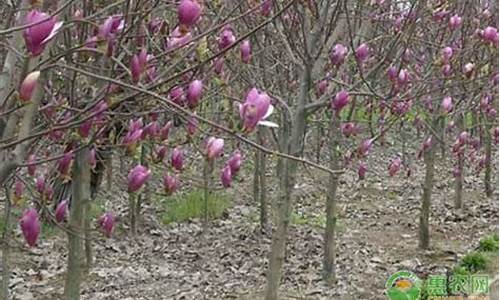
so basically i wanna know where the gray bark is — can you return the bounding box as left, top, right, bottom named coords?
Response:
left=64, top=147, right=90, bottom=300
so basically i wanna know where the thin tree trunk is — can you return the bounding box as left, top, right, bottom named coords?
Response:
left=323, top=116, right=341, bottom=284
left=259, top=150, right=268, bottom=232
left=84, top=201, right=92, bottom=270
left=419, top=133, right=435, bottom=249
left=128, top=192, right=136, bottom=235
left=1, top=188, right=12, bottom=300
left=106, top=153, right=113, bottom=190
left=64, top=147, right=90, bottom=300
left=454, top=116, right=464, bottom=209
left=454, top=154, right=464, bottom=209
left=203, top=159, right=213, bottom=233
left=484, top=121, right=492, bottom=197
left=265, top=159, right=296, bottom=300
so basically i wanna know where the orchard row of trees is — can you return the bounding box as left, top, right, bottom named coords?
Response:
left=0, top=0, right=498, bottom=299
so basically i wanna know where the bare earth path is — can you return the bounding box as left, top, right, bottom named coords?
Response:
left=3, top=149, right=498, bottom=300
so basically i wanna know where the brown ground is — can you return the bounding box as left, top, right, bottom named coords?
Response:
left=1, top=143, right=498, bottom=300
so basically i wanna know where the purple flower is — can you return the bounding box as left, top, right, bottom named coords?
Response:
left=218, top=26, right=236, bottom=50
left=20, top=208, right=40, bottom=247
left=55, top=199, right=68, bottom=223
left=261, top=0, right=272, bottom=16
left=227, top=150, right=242, bottom=174
left=316, top=80, right=328, bottom=96
left=355, top=43, right=370, bottom=62
left=170, top=86, right=185, bottom=106
left=163, top=173, right=179, bottom=195
left=19, top=71, right=40, bottom=102
left=171, top=147, right=184, bottom=171
left=165, top=27, right=192, bottom=50
left=358, top=162, right=367, bottom=180
left=178, top=0, right=202, bottom=27
left=388, top=157, right=401, bottom=177
left=98, top=212, right=114, bottom=237
left=330, top=44, right=348, bottom=66
left=441, top=96, right=453, bottom=113
left=57, top=152, right=73, bottom=176
left=441, top=47, right=453, bottom=62
left=482, top=26, right=499, bottom=44
left=186, top=80, right=203, bottom=108
left=205, top=137, right=224, bottom=159
left=23, top=10, right=63, bottom=56
left=357, top=139, right=373, bottom=157
left=221, top=165, right=232, bottom=188
left=448, top=14, right=462, bottom=30
left=130, top=48, right=148, bottom=83
left=331, top=90, right=350, bottom=114
left=240, top=40, right=251, bottom=64
left=127, top=165, right=151, bottom=193
left=239, top=88, right=276, bottom=133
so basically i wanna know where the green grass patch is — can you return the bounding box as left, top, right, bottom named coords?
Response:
left=157, top=189, right=230, bottom=224
left=290, top=211, right=345, bottom=231
left=478, top=233, right=499, bottom=252
left=459, top=251, right=489, bottom=273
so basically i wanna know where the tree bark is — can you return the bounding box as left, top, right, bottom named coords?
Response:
left=1, top=188, right=12, bottom=300
left=419, top=130, right=435, bottom=249
left=454, top=154, right=464, bottom=209
left=484, top=120, right=492, bottom=197
left=64, top=147, right=90, bottom=300
left=323, top=116, right=341, bottom=284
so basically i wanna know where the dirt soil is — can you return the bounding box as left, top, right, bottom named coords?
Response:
left=2, top=144, right=498, bottom=300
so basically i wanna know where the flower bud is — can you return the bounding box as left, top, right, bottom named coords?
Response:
left=240, top=40, right=251, bottom=64
left=20, top=208, right=40, bottom=247
left=127, top=165, right=151, bottom=193
left=55, top=199, right=68, bottom=223
left=171, top=147, right=184, bottom=171
left=221, top=165, right=232, bottom=188
left=19, top=71, right=40, bottom=102
left=98, top=212, right=114, bottom=237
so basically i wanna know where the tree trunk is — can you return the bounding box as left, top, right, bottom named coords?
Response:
left=265, top=158, right=296, bottom=300
left=128, top=192, right=136, bottom=235
left=418, top=133, right=435, bottom=249
left=259, top=150, right=268, bottom=232
left=84, top=202, right=92, bottom=270
left=203, top=159, right=214, bottom=233
left=484, top=121, right=492, bottom=197
left=106, top=153, right=113, bottom=190
left=1, top=188, right=12, bottom=300
left=254, top=128, right=268, bottom=231
left=323, top=116, right=341, bottom=284
left=454, top=154, right=464, bottom=209
left=64, top=147, right=90, bottom=300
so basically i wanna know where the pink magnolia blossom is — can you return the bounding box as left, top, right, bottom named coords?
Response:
left=23, top=10, right=63, bottom=56
left=221, top=165, right=232, bottom=188
left=205, top=137, right=224, bottom=159
left=20, top=208, right=40, bottom=247
left=240, top=40, right=252, bottom=63
left=98, top=212, right=114, bottom=237
left=178, top=0, right=202, bottom=27
left=163, top=173, right=179, bottom=195
left=19, top=71, right=40, bottom=102
left=171, top=147, right=184, bottom=171
left=127, top=165, right=151, bottom=193
left=55, top=199, right=68, bottom=223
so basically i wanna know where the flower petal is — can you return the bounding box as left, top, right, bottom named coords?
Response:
left=258, top=120, right=279, bottom=128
